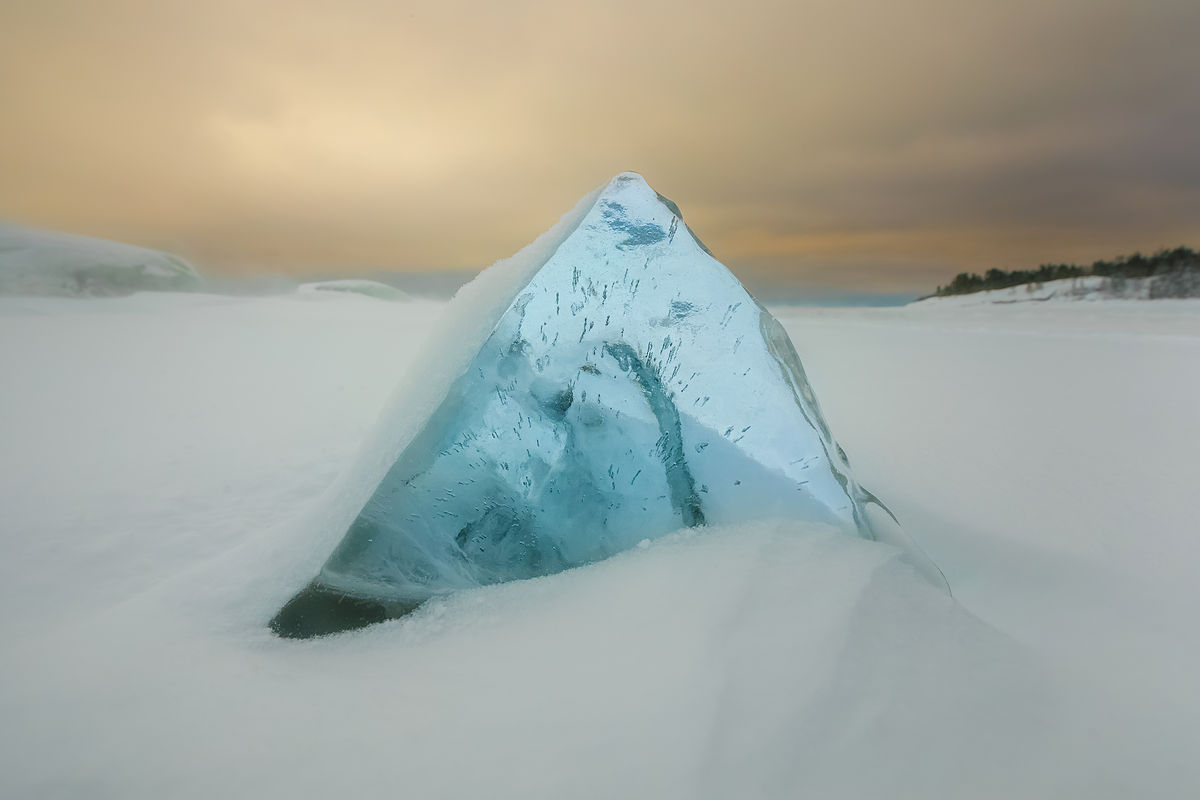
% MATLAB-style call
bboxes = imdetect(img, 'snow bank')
[4,517,1064,800]
[296,279,412,301]
[0,222,203,296]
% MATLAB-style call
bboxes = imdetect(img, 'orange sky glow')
[2,0,1197,293]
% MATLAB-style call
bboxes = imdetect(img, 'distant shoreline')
[927,247,1199,301]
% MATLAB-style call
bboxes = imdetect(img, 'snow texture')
[1,293,1199,797]
[0,222,202,296]
[302,173,938,610]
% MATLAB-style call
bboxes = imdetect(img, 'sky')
[1,0,1197,296]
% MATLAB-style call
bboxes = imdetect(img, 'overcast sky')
[2,0,1197,293]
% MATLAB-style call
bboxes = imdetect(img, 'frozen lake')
[2,292,1198,798]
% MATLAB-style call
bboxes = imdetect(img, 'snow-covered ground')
[1,293,1198,798]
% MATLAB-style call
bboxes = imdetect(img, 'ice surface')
[284,173,941,627]
[3,292,1200,797]
[0,222,202,296]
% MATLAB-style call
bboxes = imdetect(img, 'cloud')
[0,0,1197,291]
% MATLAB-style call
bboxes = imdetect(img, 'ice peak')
[577,172,712,257]
[593,172,662,213]
[596,172,678,218]
[608,170,651,188]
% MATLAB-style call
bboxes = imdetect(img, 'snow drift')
[0,221,202,297]
[296,279,412,301]
[1,292,1198,798]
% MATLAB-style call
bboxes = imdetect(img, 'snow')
[296,279,412,301]
[0,222,203,297]
[1,292,1199,797]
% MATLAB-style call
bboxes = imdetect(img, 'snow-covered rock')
[0,222,202,297]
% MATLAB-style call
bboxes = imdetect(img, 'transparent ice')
[305,173,938,609]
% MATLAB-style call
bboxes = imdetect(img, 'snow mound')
[297,279,412,301]
[0,222,203,297]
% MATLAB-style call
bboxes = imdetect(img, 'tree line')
[933,246,1199,297]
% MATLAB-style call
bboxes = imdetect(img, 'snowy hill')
[0,222,202,297]
[914,272,1200,307]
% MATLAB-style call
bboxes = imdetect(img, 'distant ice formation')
[297,279,411,301]
[273,173,944,637]
[0,222,202,297]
